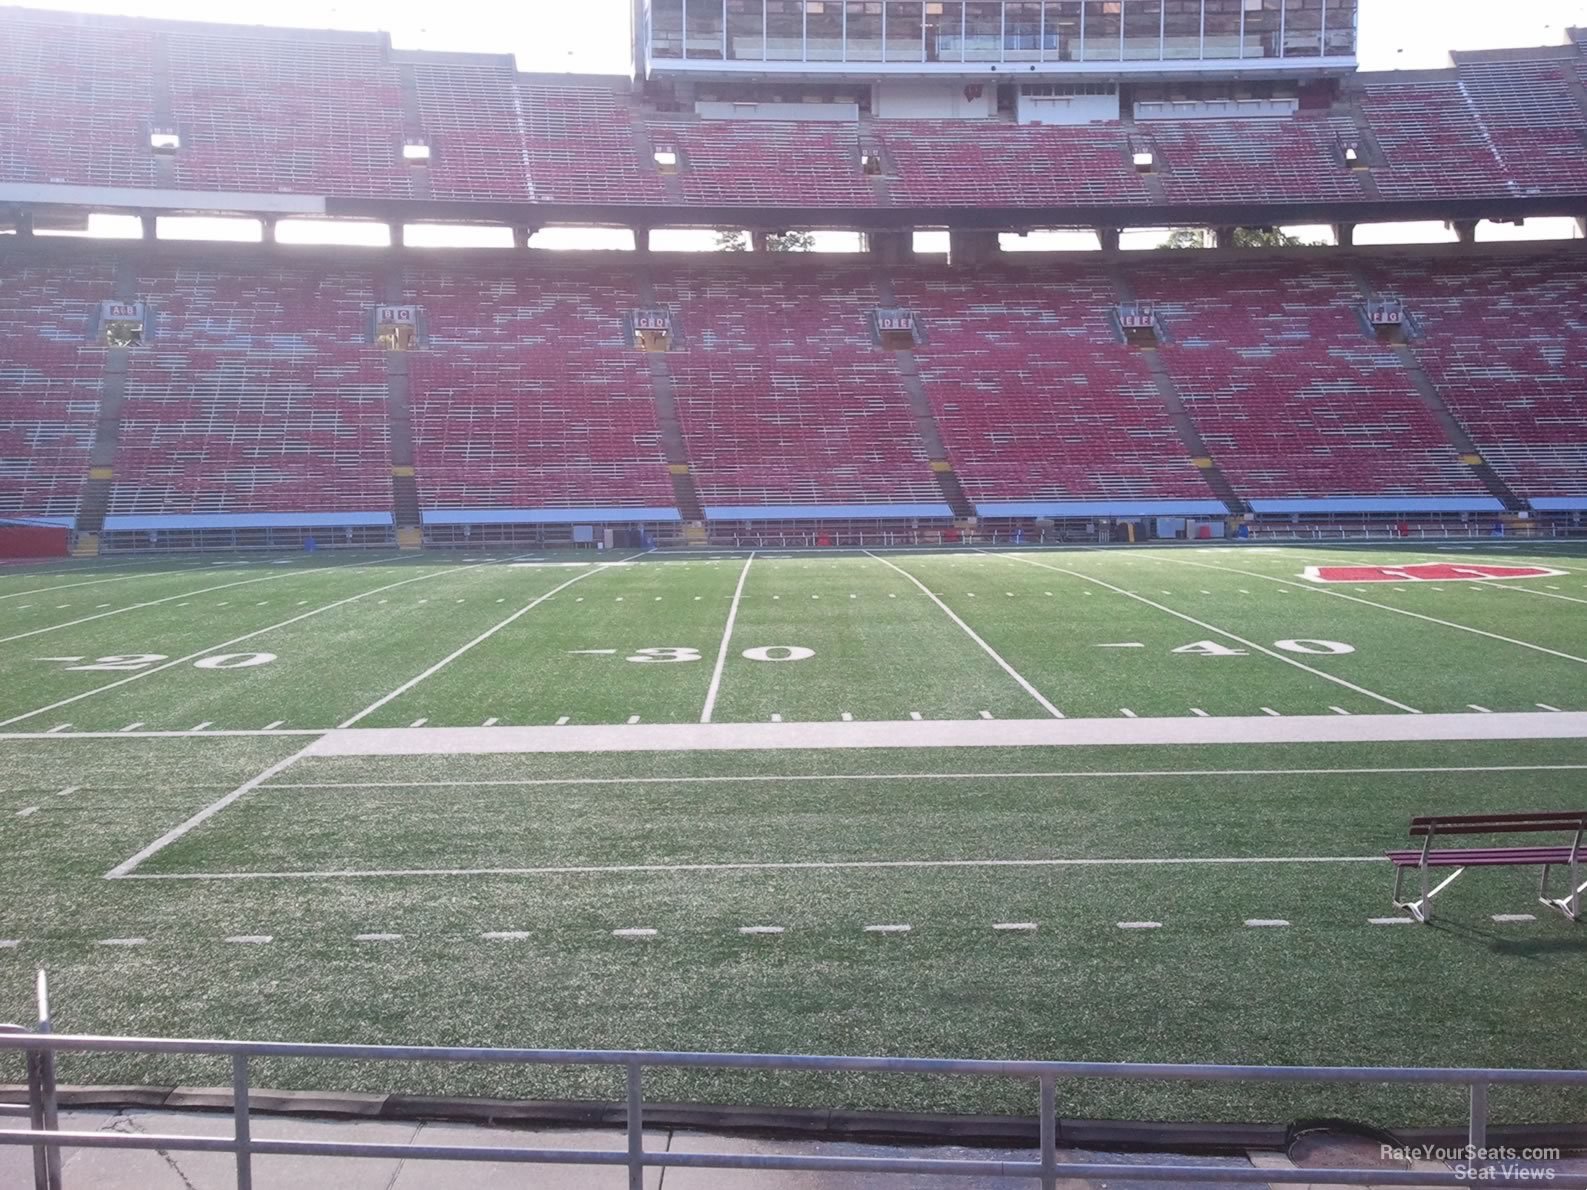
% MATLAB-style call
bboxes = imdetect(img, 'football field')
[1,540,1585,1125]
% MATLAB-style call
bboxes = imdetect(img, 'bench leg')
[1538,863,1586,922]
[1394,867,1464,923]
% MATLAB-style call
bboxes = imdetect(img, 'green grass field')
[1,540,1584,1126]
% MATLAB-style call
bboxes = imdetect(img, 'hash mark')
[1492,914,1537,923]
[556,716,570,726]
[1537,704,1563,712]
[226,935,273,945]
[1260,707,1281,717]
[1368,917,1416,926]
[119,722,144,733]
[613,928,656,938]
[355,933,402,943]
[263,720,285,730]
[738,926,784,935]
[482,718,499,727]
[626,715,641,724]
[1190,708,1209,717]
[1120,709,1137,718]
[15,806,39,818]
[1329,707,1351,716]
[979,710,993,720]
[410,718,428,727]
[1467,705,1492,713]
[191,722,212,732]
[992,922,1037,931]
[864,924,911,933]
[98,937,146,947]
[482,931,531,941]
[1118,922,1162,930]
[1244,919,1290,928]
[909,711,923,721]
[770,714,782,723]
[840,712,853,722]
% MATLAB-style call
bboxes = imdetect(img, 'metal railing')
[3,973,1586,1190]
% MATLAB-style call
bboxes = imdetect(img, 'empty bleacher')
[5,5,1587,215]
[0,263,109,521]
[1365,254,1587,503]
[1135,259,1490,507]
[0,9,158,189]
[107,266,392,521]
[1146,113,1369,204]
[408,58,531,203]
[406,264,674,514]
[166,27,410,199]
[653,262,942,513]
[891,264,1211,511]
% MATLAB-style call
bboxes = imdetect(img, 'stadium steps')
[1388,341,1526,511]
[1342,267,1526,511]
[872,272,975,518]
[1106,266,1242,513]
[75,346,132,534]
[634,266,707,521]
[382,333,424,530]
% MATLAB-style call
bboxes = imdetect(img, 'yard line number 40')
[38,652,278,671]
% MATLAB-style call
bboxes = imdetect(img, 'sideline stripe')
[1165,556,1587,667]
[0,554,486,729]
[117,854,1389,882]
[104,742,319,879]
[700,552,755,724]
[995,553,1421,714]
[299,710,1587,757]
[336,565,614,729]
[865,551,1063,719]
[261,763,1587,791]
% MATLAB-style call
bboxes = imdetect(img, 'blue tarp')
[1246,497,1504,514]
[421,507,682,526]
[103,511,394,531]
[975,500,1228,518]
[1528,497,1587,512]
[704,503,954,521]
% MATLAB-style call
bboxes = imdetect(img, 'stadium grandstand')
[0,1,1585,552]
[2,3,1587,1187]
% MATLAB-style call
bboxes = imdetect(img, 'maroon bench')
[1386,811,1585,923]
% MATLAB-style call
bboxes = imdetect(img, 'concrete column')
[512,225,533,249]
[140,213,158,240]
[14,210,34,238]
[1212,226,1236,249]
[948,229,999,266]
[261,217,278,245]
[633,227,652,253]
[1332,222,1355,247]
[751,230,771,252]
[391,222,406,248]
[1451,219,1478,245]
[868,230,911,265]
[1097,226,1121,253]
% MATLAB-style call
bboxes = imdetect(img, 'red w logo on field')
[1302,563,1565,583]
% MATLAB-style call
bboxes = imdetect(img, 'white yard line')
[336,566,611,729]
[996,553,1421,714]
[1164,556,1587,667]
[262,762,1587,791]
[299,711,1587,756]
[0,563,209,602]
[0,570,319,644]
[114,855,1391,882]
[104,741,319,879]
[0,557,504,730]
[701,551,754,724]
[865,551,1063,718]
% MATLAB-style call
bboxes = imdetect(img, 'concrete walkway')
[9,1109,1583,1189]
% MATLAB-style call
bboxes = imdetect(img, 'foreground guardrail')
[2,972,1584,1190]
